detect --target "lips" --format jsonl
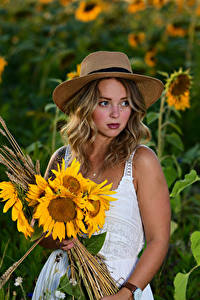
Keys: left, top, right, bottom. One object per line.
{"left": 107, "top": 123, "right": 120, "bottom": 129}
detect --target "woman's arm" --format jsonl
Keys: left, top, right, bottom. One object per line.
{"left": 38, "top": 146, "right": 75, "bottom": 251}
{"left": 102, "top": 146, "right": 171, "bottom": 299}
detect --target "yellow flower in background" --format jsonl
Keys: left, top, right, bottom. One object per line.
{"left": 0, "top": 182, "right": 33, "bottom": 238}
{"left": 38, "top": 0, "right": 54, "bottom": 4}
{"left": 145, "top": 49, "right": 156, "bottom": 67}
{"left": 67, "top": 64, "right": 81, "bottom": 80}
{"left": 196, "top": 5, "right": 200, "bottom": 15}
{"left": 128, "top": 32, "right": 145, "bottom": 48}
{"left": 0, "top": 57, "right": 7, "bottom": 83}
{"left": 166, "top": 69, "right": 191, "bottom": 111}
{"left": 128, "top": 0, "right": 146, "bottom": 13}
{"left": 166, "top": 24, "right": 187, "bottom": 37}
{"left": 147, "top": 0, "right": 168, "bottom": 8}
{"left": 75, "top": 1, "right": 102, "bottom": 22}
{"left": 59, "top": 0, "right": 72, "bottom": 6}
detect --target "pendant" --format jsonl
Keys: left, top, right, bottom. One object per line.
{"left": 93, "top": 173, "right": 97, "bottom": 177}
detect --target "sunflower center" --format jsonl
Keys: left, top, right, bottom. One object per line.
{"left": 89, "top": 200, "right": 100, "bottom": 217}
{"left": 63, "top": 176, "right": 81, "bottom": 194}
{"left": 170, "top": 74, "right": 190, "bottom": 96}
{"left": 48, "top": 196, "right": 76, "bottom": 222}
{"left": 85, "top": 3, "right": 96, "bottom": 12}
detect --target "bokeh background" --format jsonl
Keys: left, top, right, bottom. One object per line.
{"left": 0, "top": 0, "right": 200, "bottom": 299}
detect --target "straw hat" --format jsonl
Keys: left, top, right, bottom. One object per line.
{"left": 53, "top": 51, "right": 164, "bottom": 112}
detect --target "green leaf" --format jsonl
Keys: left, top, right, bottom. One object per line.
{"left": 166, "top": 133, "right": 184, "bottom": 151}
{"left": 44, "top": 103, "right": 57, "bottom": 112}
{"left": 157, "top": 71, "right": 169, "bottom": 77}
{"left": 163, "top": 166, "right": 177, "bottom": 188}
{"left": 170, "top": 220, "right": 178, "bottom": 236}
{"left": 58, "top": 274, "right": 86, "bottom": 300}
{"left": 81, "top": 232, "right": 107, "bottom": 255}
{"left": 167, "top": 121, "right": 182, "bottom": 135}
{"left": 146, "top": 112, "right": 159, "bottom": 125}
{"left": 174, "top": 272, "right": 189, "bottom": 300}
{"left": 26, "top": 141, "right": 43, "bottom": 153}
{"left": 0, "top": 288, "right": 5, "bottom": 300}
{"left": 170, "top": 194, "right": 181, "bottom": 214}
{"left": 170, "top": 170, "right": 200, "bottom": 198}
{"left": 48, "top": 78, "right": 63, "bottom": 84}
{"left": 191, "top": 231, "right": 200, "bottom": 265}
{"left": 30, "top": 224, "right": 44, "bottom": 242}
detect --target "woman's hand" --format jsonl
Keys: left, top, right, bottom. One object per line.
{"left": 101, "top": 288, "right": 132, "bottom": 300}
{"left": 58, "top": 238, "right": 75, "bottom": 251}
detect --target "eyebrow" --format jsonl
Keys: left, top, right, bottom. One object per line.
{"left": 99, "top": 96, "right": 128, "bottom": 100}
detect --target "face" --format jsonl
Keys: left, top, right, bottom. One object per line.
{"left": 92, "top": 78, "right": 132, "bottom": 140}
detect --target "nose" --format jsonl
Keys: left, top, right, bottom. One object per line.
{"left": 110, "top": 105, "right": 120, "bottom": 118}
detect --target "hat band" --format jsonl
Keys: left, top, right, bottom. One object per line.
{"left": 89, "top": 67, "right": 132, "bottom": 75}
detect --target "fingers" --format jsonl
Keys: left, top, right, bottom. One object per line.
{"left": 58, "top": 238, "right": 75, "bottom": 250}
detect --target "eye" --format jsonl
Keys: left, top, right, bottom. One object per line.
{"left": 98, "top": 100, "right": 109, "bottom": 107}
{"left": 121, "top": 100, "right": 130, "bottom": 107}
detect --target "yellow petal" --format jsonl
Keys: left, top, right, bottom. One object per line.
{"left": 3, "top": 198, "right": 16, "bottom": 213}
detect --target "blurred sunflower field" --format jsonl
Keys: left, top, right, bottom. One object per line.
{"left": 0, "top": 0, "right": 200, "bottom": 299}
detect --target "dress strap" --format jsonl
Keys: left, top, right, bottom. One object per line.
{"left": 64, "top": 145, "right": 71, "bottom": 168}
{"left": 124, "top": 145, "right": 150, "bottom": 178}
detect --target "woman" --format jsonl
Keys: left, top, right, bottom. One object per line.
{"left": 32, "top": 51, "right": 170, "bottom": 300}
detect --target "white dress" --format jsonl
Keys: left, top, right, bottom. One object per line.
{"left": 32, "top": 145, "right": 154, "bottom": 299}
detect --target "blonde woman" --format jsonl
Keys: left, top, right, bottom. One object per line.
{"left": 32, "top": 51, "right": 170, "bottom": 300}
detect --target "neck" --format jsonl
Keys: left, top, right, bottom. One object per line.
{"left": 88, "top": 135, "right": 112, "bottom": 160}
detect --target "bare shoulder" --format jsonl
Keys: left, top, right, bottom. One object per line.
{"left": 133, "top": 146, "right": 166, "bottom": 190}
{"left": 133, "top": 145, "right": 160, "bottom": 169}
{"left": 132, "top": 145, "right": 165, "bottom": 185}
{"left": 44, "top": 146, "right": 67, "bottom": 180}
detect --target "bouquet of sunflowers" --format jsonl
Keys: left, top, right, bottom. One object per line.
{"left": 0, "top": 117, "right": 118, "bottom": 299}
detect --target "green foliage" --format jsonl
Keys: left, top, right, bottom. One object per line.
{"left": 80, "top": 232, "right": 107, "bottom": 255}
{"left": 174, "top": 232, "right": 200, "bottom": 300}
{"left": 58, "top": 275, "right": 86, "bottom": 300}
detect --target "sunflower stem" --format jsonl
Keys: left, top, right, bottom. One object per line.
{"left": 71, "top": 247, "right": 95, "bottom": 300}
{"left": 157, "top": 94, "right": 166, "bottom": 159}
{"left": 0, "top": 234, "right": 45, "bottom": 289}
{"left": 186, "top": 4, "right": 197, "bottom": 67}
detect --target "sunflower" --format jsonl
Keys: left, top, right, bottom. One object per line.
{"left": 128, "top": 32, "right": 145, "bottom": 48}
{"left": 128, "top": 0, "right": 146, "bottom": 14}
{"left": 0, "top": 182, "right": 33, "bottom": 238}
{"left": 38, "top": 0, "right": 54, "bottom": 4}
{"left": 33, "top": 185, "right": 86, "bottom": 240}
{"left": 145, "top": 49, "right": 156, "bottom": 67}
{"left": 84, "top": 180, "right": 117, "bottom": 237}
{"left": 196, "top": 5, "right": 200, "bottom": 15}
{"left": 75, "top": 1, "right": 102, "bottom": 22}
{"left": 148, "top": 0, "right": 168, "bottom": 9}
{"left": 166, "top": 69, "right": 191, "bottom": 111}
{"left": 67, "top": 64, "right": 81, "bottom": 80}
{"left": 166, "top": 24, "right": 187, "bottom": 37}
{"left": 0, "top": 57, "right": 7, "bottom": 83}
{"left": 59, "top": 0, "right": 72, "bottom": 6}
{"left": 31, "top": 159, "right": 88, "bottom": 240}
{"left": 26, "top": 175, "right": 48, "bottom": 207}
{"left": 49, "top": 159, "right": 87, "bottom": 197}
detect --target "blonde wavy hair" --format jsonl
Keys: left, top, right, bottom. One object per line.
{"left": 61, "top": 77, "right": 151, "bottom": 176}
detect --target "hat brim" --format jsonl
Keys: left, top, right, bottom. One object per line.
{"left": 53, "top": 72, "right": 164, "bottom": 112}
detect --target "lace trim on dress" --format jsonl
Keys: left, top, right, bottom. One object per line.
{"left": 64, "top": 145, "right": 71, "bottom": 168}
